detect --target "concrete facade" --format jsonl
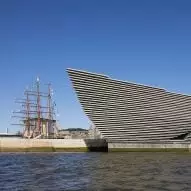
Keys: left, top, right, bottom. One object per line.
{"left": 108, "top": 142, "right": 191, "bottom": 152}
{"left": 67, "top": 68, "right": 191, "bottom": 143}
{"left": 0, "top": 138, "right": 107, "bottom": 152}
{"left": 0, "top": 138, "right": 191, "bottom": 152}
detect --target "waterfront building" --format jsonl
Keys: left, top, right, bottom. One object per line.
{"left": 67, "top": 68, "right": 191, "bottom": 143}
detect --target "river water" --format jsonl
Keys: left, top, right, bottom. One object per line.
{"left": 0, "top": 152, "right": 190, "bottom": 191}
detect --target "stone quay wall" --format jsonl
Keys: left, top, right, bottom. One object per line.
{"left": 0, "top": 138, "right": 108, "bottom": 152}
{"left": 108, "top": 142, "right": 191, "bottom": 152}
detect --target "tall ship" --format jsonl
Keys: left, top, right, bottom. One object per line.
{"left": 12, "top": 78, "right": 58, "bottom": 139}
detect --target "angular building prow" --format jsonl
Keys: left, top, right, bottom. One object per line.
{"left": 67, "top": 68, "right": 191, "bottom": 143}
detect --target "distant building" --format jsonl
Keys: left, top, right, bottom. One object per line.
{"left": 58, "top": 128, "right": 89, "bottom": 139}
{"left": 89, "top": 124, "right": 103, "bottom": 139}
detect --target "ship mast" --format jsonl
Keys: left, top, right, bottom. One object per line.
{"left": 11, "top": 77, "right": 57, "bottom": 139}
{"left": 47, "top": 83, "right": 52, "bottom": 137}
{"left": 36, "top": 77, "right": 41, "bottom": 134}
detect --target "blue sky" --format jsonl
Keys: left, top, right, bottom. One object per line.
{"left": 1, "top": 0, "right": 191, "bottom": 133}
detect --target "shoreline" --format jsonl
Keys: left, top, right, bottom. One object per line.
{"left": 0, "top": 138, "right": 190, "bottom": 152}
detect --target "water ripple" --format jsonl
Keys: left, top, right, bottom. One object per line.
{"left": 0, "top": 152, "right": 191, "bottom": 190}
